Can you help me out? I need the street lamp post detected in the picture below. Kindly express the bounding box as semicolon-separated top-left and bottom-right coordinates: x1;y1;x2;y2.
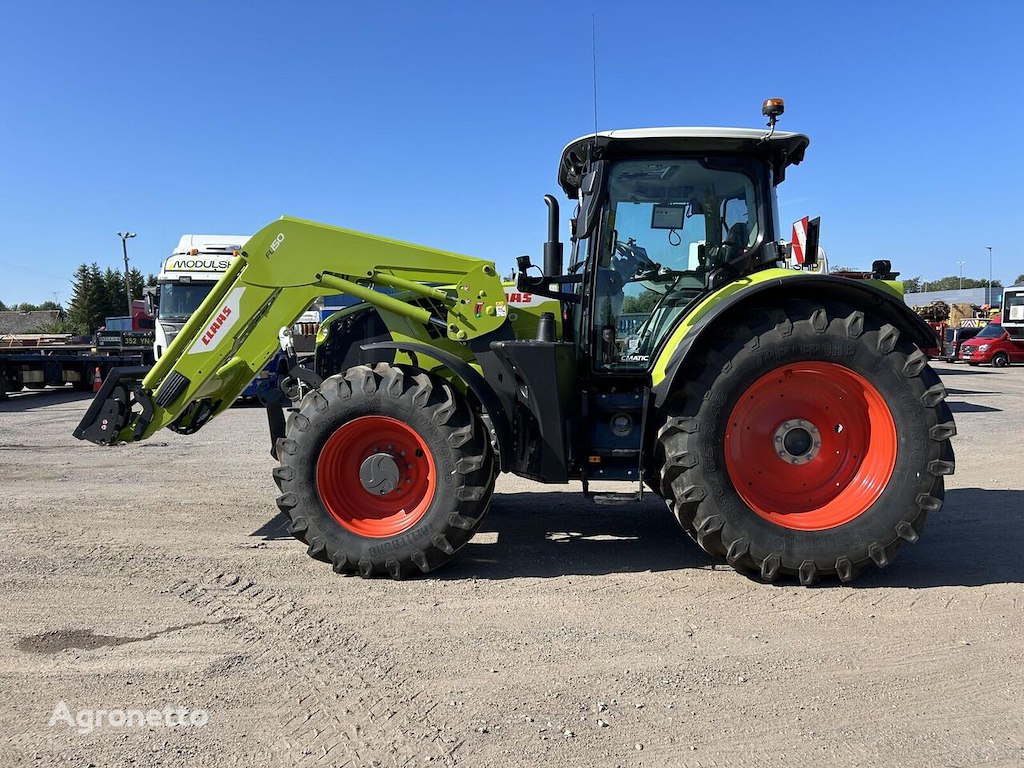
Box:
117;231;136;318
986;246;993;305
956;260;965;290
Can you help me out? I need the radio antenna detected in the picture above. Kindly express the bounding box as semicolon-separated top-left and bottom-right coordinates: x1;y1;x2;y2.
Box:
591;13;599;140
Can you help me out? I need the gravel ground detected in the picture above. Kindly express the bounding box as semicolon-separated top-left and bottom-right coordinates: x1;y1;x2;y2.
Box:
1;360;1021;767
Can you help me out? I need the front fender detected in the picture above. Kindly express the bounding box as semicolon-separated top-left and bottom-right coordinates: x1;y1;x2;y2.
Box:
650;269;937;407
361;341;513;472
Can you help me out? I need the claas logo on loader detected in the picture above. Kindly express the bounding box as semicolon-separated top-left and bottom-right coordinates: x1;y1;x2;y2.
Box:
200;306;233;346
187;287;245;355
504;292;536;304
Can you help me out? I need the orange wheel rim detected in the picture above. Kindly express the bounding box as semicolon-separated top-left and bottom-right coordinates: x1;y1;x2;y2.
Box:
724;362;897;531
316;416;435;538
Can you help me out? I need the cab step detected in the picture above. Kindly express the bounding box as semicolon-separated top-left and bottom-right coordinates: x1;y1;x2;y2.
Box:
589;492;642;505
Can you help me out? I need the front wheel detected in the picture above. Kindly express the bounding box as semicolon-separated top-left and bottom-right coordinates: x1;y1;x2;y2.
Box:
658;300;955;584
992;352;1010;367
273;363;495;579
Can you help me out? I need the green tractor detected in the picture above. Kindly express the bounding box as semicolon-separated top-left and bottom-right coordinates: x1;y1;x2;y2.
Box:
76;100;954;584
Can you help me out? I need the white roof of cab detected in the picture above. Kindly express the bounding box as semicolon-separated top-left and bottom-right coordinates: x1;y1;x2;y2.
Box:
563;126;787;146
172;234;250;254
557;127;810;195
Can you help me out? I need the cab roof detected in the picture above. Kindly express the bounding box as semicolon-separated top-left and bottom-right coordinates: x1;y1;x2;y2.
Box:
557;127;810;197
172;234;250;254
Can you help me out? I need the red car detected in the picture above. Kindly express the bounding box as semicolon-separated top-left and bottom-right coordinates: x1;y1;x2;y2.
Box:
958;322;1024;367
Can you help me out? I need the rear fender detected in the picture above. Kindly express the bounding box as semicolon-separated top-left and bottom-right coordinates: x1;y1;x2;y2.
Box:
650;269;938;408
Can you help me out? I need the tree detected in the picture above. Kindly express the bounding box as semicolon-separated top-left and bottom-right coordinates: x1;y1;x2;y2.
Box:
907;275;1001;293
622;290;661;314
101;267;126;318
68;262;105;334
902;276;923;293
922;275;1001;291
0;300;6;311
127;267;146;300
1015;274;1024;286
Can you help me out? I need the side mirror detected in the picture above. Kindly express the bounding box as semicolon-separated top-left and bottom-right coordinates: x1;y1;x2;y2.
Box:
804;217;820;267
791;216;820;267
142;287;157;317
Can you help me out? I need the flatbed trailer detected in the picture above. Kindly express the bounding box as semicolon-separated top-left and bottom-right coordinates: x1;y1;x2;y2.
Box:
0;339;146;399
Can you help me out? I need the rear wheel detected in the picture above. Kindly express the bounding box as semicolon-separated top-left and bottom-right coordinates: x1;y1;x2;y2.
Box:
72;366;94;391
658;300;955;584
992;352;1010;367
273;363;495;579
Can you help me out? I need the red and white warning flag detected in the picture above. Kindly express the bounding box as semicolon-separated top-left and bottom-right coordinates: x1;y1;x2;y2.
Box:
791;217;809;265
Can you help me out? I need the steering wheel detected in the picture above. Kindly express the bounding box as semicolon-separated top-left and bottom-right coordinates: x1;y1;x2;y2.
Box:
614;239;659;277
613;240;705;287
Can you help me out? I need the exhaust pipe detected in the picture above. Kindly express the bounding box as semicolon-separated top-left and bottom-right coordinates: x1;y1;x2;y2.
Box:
543;194;563;277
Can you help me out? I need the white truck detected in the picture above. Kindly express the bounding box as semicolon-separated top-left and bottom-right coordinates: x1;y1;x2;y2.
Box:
153;234;249;359
151;234;322;398
152;234;284;398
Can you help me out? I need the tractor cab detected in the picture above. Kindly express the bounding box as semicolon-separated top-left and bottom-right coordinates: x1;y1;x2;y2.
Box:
510;118;811;495
558;127;808;373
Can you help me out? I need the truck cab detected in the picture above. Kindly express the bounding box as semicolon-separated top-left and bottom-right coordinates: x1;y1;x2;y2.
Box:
153;235;249;359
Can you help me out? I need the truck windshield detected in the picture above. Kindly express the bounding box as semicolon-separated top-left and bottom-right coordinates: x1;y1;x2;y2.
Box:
976;322;1004;339
157;282;215;322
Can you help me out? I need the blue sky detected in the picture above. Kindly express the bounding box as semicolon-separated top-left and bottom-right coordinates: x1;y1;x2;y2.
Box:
1;1;1021;304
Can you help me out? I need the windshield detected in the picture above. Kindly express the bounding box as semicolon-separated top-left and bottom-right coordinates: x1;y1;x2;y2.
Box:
976;322;1004;339
1004;290;1024;323
157;281;216;322
592;157;761;369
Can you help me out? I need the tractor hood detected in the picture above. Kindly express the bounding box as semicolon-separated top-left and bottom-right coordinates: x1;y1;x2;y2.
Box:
558;127;810;197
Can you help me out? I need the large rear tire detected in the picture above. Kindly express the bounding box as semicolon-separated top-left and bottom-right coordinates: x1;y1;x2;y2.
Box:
658;300;955;584
273;363;495;579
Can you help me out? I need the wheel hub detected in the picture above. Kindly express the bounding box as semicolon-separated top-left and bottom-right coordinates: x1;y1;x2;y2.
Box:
724;362;897;531
773;418;821;464
315;415;436;538
359;452;401;495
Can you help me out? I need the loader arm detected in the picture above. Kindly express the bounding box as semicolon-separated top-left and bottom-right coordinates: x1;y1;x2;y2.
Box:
74;216;507;445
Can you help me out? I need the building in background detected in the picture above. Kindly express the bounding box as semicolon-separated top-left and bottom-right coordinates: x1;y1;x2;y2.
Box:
903;286;1002;309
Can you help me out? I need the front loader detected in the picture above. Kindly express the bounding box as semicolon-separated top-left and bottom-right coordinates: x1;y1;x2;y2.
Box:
76;100;955;584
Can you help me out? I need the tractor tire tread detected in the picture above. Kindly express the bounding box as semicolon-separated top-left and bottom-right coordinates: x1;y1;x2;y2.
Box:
656;301;955;584
273;363;494;579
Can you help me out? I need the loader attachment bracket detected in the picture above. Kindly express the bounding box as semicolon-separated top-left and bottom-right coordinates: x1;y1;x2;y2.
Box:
73;366;153;445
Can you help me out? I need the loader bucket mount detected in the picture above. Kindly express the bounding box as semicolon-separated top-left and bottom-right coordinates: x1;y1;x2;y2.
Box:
73;367;154;445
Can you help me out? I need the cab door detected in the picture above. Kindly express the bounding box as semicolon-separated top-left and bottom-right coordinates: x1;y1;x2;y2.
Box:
1009;334;1024;362
587;157;761;374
